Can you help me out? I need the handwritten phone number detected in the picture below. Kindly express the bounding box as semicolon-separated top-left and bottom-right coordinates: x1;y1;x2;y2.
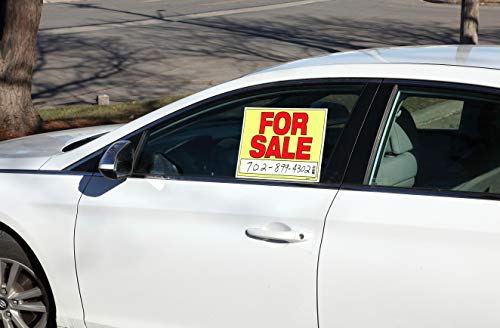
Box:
239;159;318;178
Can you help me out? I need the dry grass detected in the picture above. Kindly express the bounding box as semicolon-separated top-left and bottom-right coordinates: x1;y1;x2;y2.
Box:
39;95;187;132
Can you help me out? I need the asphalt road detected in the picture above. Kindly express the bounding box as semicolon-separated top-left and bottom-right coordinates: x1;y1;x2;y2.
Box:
35;0;500;108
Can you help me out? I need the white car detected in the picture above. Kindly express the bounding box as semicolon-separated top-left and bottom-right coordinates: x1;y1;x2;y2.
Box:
1;45;500;328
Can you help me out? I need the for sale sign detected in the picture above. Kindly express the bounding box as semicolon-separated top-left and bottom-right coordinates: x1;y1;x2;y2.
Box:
236;107;328;183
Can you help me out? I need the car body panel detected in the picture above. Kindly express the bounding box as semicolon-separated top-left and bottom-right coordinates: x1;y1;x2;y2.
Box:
0;173;90;328
76;177;337;328
0;125;121;170
260;45;500;73
319;189;500;328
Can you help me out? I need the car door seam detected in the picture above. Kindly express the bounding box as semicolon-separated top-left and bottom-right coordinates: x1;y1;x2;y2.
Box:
72;176;93;328
315;188;340;328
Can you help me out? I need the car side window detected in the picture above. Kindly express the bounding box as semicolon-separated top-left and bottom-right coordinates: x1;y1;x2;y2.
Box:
134;85;365;181
369;87;500;194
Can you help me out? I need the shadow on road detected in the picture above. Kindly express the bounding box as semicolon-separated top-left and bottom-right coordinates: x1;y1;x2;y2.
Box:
33;3;500;107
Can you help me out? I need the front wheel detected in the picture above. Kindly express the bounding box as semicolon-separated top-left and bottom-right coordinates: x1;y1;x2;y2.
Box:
0;231;54;328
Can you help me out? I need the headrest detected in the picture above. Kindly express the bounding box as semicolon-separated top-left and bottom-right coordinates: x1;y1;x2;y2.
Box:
460;100;500;142
211;138;239;176
311;101;350;125
386;123;413;155
459;100;482;140
396;107;418;144
478;103;500;142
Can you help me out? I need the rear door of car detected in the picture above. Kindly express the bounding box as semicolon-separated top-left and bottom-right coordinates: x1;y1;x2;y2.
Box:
319;81;500;328
75;80;380;328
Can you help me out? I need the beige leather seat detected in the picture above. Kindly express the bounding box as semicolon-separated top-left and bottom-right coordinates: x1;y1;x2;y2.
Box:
374;123;418;187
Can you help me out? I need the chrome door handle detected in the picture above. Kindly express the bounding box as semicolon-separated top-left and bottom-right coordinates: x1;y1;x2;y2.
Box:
246;222;306;243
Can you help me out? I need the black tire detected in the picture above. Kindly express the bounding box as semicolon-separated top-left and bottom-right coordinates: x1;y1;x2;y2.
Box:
0;230;56;328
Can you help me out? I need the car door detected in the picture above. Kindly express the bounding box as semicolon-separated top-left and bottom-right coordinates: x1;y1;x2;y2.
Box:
319;82;500;328
74;81;379;328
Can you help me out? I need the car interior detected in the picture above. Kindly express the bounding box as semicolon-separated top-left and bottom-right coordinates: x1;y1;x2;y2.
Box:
134;88;362;179
374;94;500;194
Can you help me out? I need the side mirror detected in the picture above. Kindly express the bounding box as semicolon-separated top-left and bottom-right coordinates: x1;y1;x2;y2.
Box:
98;140;134;180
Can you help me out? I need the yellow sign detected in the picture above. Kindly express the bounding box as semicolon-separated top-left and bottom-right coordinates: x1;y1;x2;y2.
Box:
236;107;328;183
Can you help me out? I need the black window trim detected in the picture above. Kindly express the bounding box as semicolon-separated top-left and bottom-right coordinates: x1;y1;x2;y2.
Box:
364;84;399;185
343;78;500;202
66;78;383;189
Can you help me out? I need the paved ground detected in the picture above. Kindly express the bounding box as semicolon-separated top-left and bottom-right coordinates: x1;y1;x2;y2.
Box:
35;0;500;108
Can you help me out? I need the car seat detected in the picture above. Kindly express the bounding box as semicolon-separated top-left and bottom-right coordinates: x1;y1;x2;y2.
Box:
374;122;418;187
210;138;240;177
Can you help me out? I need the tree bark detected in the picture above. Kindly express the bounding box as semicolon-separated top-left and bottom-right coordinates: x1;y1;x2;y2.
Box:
460;0;479;44
0;0;43;140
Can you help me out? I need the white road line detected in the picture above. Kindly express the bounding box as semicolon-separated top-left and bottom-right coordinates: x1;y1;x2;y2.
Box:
43;0;83;3
40;0;332;35
201;0;247;6
178;0;331;19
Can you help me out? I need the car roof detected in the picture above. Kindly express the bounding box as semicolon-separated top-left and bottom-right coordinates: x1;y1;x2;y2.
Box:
260;45;500;73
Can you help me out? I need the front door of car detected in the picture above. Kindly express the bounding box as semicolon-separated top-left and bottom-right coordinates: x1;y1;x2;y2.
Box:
74;82;378;328
319;83;500;328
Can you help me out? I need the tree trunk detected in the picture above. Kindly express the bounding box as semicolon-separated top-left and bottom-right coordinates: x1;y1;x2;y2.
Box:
0;0;42;140
460;0;479;44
